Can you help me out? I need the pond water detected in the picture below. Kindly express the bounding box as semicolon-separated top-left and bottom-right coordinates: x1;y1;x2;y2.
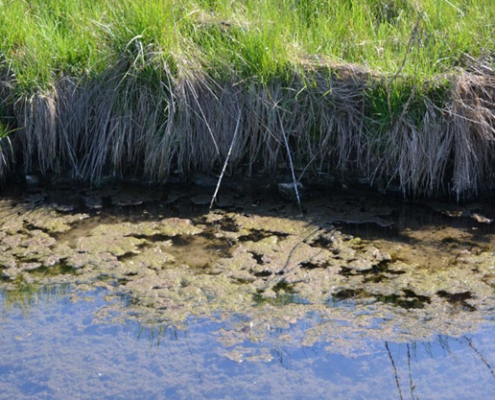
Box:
1;182;495;399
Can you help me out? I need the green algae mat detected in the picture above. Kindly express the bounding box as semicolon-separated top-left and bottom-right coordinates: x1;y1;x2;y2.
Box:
1;183;495;398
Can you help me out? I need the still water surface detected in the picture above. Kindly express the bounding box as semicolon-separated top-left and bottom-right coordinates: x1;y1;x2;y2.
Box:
1;183;495;399
2;287;495;400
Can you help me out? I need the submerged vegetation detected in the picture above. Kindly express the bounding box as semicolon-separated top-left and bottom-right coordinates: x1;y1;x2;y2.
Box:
2;184;495;358
0;0;495;196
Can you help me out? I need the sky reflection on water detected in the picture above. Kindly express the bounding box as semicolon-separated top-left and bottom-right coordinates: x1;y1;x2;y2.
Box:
1;287;495;400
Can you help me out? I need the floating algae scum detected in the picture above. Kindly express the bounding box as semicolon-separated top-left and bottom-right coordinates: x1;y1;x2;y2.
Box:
1;0;495;398
1;183;495;398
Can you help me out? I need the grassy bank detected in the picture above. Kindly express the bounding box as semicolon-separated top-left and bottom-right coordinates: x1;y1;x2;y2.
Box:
0;0;495;197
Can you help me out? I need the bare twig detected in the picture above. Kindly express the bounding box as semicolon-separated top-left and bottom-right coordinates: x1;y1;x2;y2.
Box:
278;112;302;213
385;342;404;400
210;111;242;209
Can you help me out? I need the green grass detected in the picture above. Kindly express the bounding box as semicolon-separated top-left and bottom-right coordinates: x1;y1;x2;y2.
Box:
0;0;494;92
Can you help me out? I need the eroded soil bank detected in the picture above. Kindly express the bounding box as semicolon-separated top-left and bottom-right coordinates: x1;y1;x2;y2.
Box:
1;182;495;361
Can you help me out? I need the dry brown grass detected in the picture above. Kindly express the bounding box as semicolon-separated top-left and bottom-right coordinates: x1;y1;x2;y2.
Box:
447;74;495;197
0;66;14;181
2;50;495;198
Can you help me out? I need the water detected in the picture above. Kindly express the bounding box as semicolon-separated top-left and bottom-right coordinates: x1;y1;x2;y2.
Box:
2;287;495;399
1;182;495;399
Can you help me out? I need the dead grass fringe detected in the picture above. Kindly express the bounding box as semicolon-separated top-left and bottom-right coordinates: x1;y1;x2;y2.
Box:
3;51;495;198
0;67;14;182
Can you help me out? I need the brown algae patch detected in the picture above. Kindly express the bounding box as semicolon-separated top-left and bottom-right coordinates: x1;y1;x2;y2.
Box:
233;214;315;236
2;186;495;358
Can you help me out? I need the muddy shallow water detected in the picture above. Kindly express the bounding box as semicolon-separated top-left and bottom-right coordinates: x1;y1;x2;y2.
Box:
1;182;495;399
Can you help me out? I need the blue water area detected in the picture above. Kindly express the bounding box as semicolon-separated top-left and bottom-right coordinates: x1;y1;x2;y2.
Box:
1;287;495;400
